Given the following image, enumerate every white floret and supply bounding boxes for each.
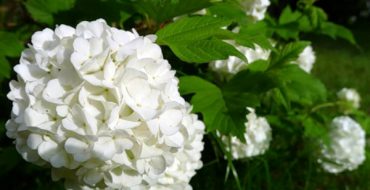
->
[292,45,316,73]
[241,0,271,21]
[337,88,361,109]
[222,108,272,159]
[210,42,270,76]
[318,116,365,174]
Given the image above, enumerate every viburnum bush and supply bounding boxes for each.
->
[1,0,370,189]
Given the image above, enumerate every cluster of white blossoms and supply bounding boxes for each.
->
[240,0,271,21]
[337,88,361,109]
[318,116,365,174]
[209,42,270,76]
[222,108,272,159]
[292,45,316,73]
[6,19,205,189]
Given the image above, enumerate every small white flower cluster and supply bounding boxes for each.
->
[292,45,316,73]
[318,116,365,174]
[209,42,270,76]
[153,111,205,190]
[240,0,271,21]
[337,88,361,110]
[6,19,204,189]
[223,108,272,159]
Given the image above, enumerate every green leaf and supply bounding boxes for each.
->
[269,65,327,105]
[319,22,356,45]
[134,0,211,23]
[0,56,11,79]
[224,70,275,93]
[279,6,303,25]
[180,76,247,140]
[170,38,246,63]
[207,2,247,23]
[302,117,328,140]
[236,22,273,49]
[271,41,310,67]
[156,16,245,63]
[25,0,76,25]
[247,60,270,72]
[156,16,232,44]
[0,31,23,57]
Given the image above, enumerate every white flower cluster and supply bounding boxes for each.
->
[6,19,205,189]
[337,88,361,109]
[209,42,270,75]
[240,0,271,21]
[318,116,365,174]
[222,108,271,159]
[292,45,316,73]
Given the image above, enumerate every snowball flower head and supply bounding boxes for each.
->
[240,0,271,21]
[337,88,361,110]
[292,45,316,73]
[318,116,365,174]
[222,108,271,159]
[6,19,205,189]
[210,42,270,76]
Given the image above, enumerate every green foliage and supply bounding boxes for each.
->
[180,76,249,140]
[133,0,211,23]
[170,37,245,63]
[207,2,247,23]
[270,41,310,67]
[319,22,357,45]
[236,22,273,49]
[157,16,246,63]
[271,3,356,45]
[0,31,23,79]
[25,0,76,25]
[270,65,327,106]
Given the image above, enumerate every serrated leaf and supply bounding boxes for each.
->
[179,76,247,140]
[269,65,327,105]
[271,41,310,67]
[170,38,246,63]
[156,16,233,44]
[25,0,75,25]
[134,0,211,23]
[0,31,23,57]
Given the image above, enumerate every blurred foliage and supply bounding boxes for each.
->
[0,0,369,190]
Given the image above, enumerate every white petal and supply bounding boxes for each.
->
[42,79,66,103]
[159,109,182,135]
[65,137,89,154]
[73,38,90,56]
[50,151,68,168]
[27,133,43,150]
[92,137,116,161]
[14,64,46,82]
[84,170,103,185]
[55,24,75,38]
[38,139,58,161]
[31,28,54,49]
[164,132,184,147]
